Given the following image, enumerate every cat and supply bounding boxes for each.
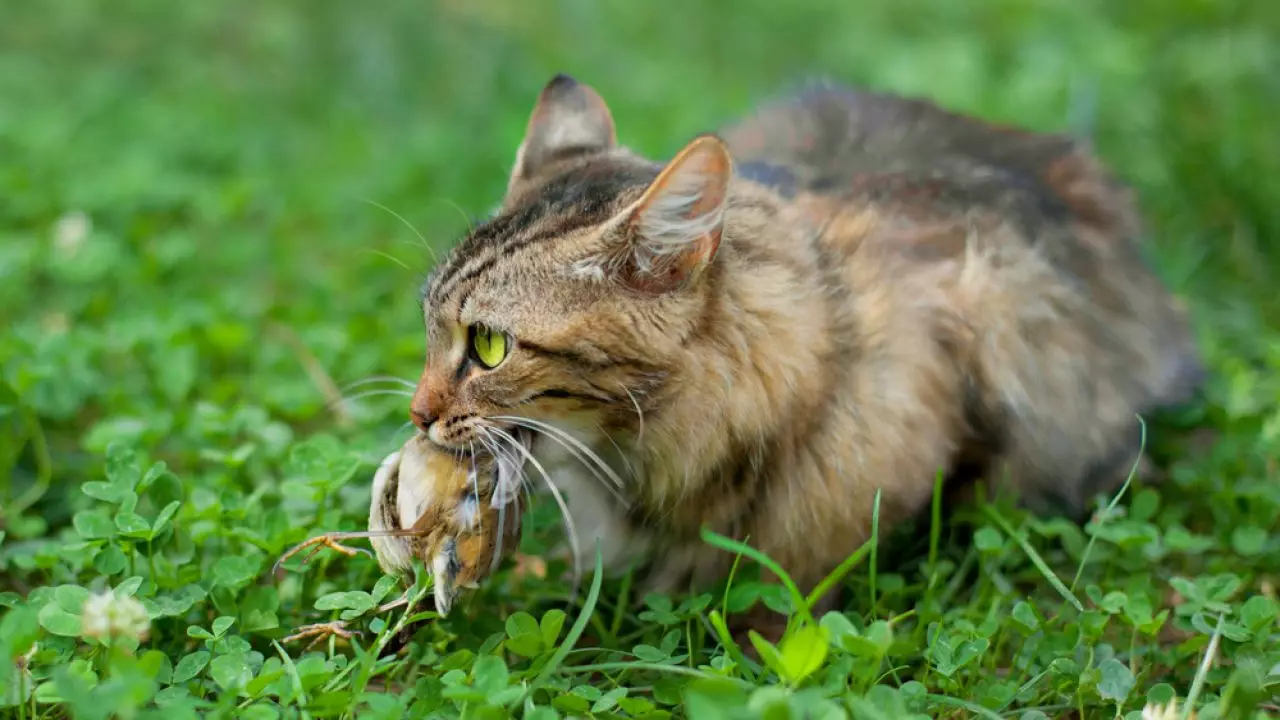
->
[407,73,1204,624]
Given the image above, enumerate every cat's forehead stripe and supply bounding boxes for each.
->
[429,213,607,312]
[426,161,658,308]
[429,173,632,303]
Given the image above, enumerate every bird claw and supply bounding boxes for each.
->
[281,595,413,652]
[282,621,361,650]
[273,532,375,577]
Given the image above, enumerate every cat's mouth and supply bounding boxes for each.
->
[428,424,536,504]
[436,424,536,457]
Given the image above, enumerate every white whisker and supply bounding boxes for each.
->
[356,421,418,466]
[473,424,537,540]
[340,375,417,392]
[467,440,481,536]
[492,497,509,575]
[468,441,480,498]
[487,425,582,594]
[496,417,629,507]
[335,389,414,408]
[475,423,527,506]
[595,422,638,483]
[386,421,416,448]
[621,384,646,444]
[491,415,628,492]
[361,197,440,266]
[473,426,522,575]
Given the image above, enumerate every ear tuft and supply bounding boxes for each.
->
[604,134,732,294]
[507,74,617,194]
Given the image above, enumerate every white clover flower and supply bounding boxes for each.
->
[1142,699,1195,720]
[80,590,151,643]
[81,592,114,639]
[52,210,91,257]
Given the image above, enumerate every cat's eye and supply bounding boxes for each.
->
[469,324,509,369]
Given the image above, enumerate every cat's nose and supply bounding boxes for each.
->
[410,408,437,435]
[411,369,448,435]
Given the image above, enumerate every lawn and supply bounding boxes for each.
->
[2,0,1278,718]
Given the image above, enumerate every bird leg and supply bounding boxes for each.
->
[272,528,427,578]
[282,594,414,649]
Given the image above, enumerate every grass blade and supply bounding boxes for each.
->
[1182,613,1224,719]
[804,539,873,613]
[1072,415,1148,591]
[700,527,812,626]
[869,488,881,610]
[527,543,606,696]
[982,506,1084,613]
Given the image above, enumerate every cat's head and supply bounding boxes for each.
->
[410,74,735,469]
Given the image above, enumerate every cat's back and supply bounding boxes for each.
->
[720,82,1204,504]
[718,82,1137,243]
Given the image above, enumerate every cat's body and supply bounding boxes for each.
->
[409,76,1203,605]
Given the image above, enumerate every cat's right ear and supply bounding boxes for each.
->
[578,134,732,295]
[506,74,617,196]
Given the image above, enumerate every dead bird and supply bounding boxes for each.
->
[274,433,525,647]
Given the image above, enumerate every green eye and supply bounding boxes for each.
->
[470,324,509,369]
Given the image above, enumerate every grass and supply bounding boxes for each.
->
[1,0,1278,717]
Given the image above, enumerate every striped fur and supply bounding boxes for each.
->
[408,75,1204,600]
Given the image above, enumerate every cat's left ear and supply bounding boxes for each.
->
[593,134,733,294]
[507,74,617,196]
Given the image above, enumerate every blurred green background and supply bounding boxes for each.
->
[4,0,1276,463]
[4,0,1278,592]
[5,0,1278,599]
[1,0,1278,714]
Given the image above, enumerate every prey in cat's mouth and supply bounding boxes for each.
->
[273,429,530,647]
[368,430,531,616]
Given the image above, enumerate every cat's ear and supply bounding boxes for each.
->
[507,74,617,193]
[592,134,732,294]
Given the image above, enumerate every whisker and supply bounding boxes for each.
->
[595,422,638,483]
[385,421,417,448]
[472,427,520,575]
[468,440,481,536]
[492,494,509,575]
[475,424,527,507]
[497,418,629,507]
[474,425,535,503]
[621,384,646,444]
[334,389,414,408]
[476,429,535,575]
[475,423,537,512]
[330,391,413,418]
[431,197,477,239]
[472,422,498,462]
[352,422,418,468]
[339,375,417,392]
[358,247,414,272]
[491,415,628,492]
[487,425,582,596]
[361,197,440,266]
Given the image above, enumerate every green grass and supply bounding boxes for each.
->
[2,0,1278,717]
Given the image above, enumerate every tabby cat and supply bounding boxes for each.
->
[408,73,1203,617]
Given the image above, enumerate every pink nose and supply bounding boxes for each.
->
[410,408,436,434]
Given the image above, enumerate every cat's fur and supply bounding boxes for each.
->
[410,74,1204,605]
